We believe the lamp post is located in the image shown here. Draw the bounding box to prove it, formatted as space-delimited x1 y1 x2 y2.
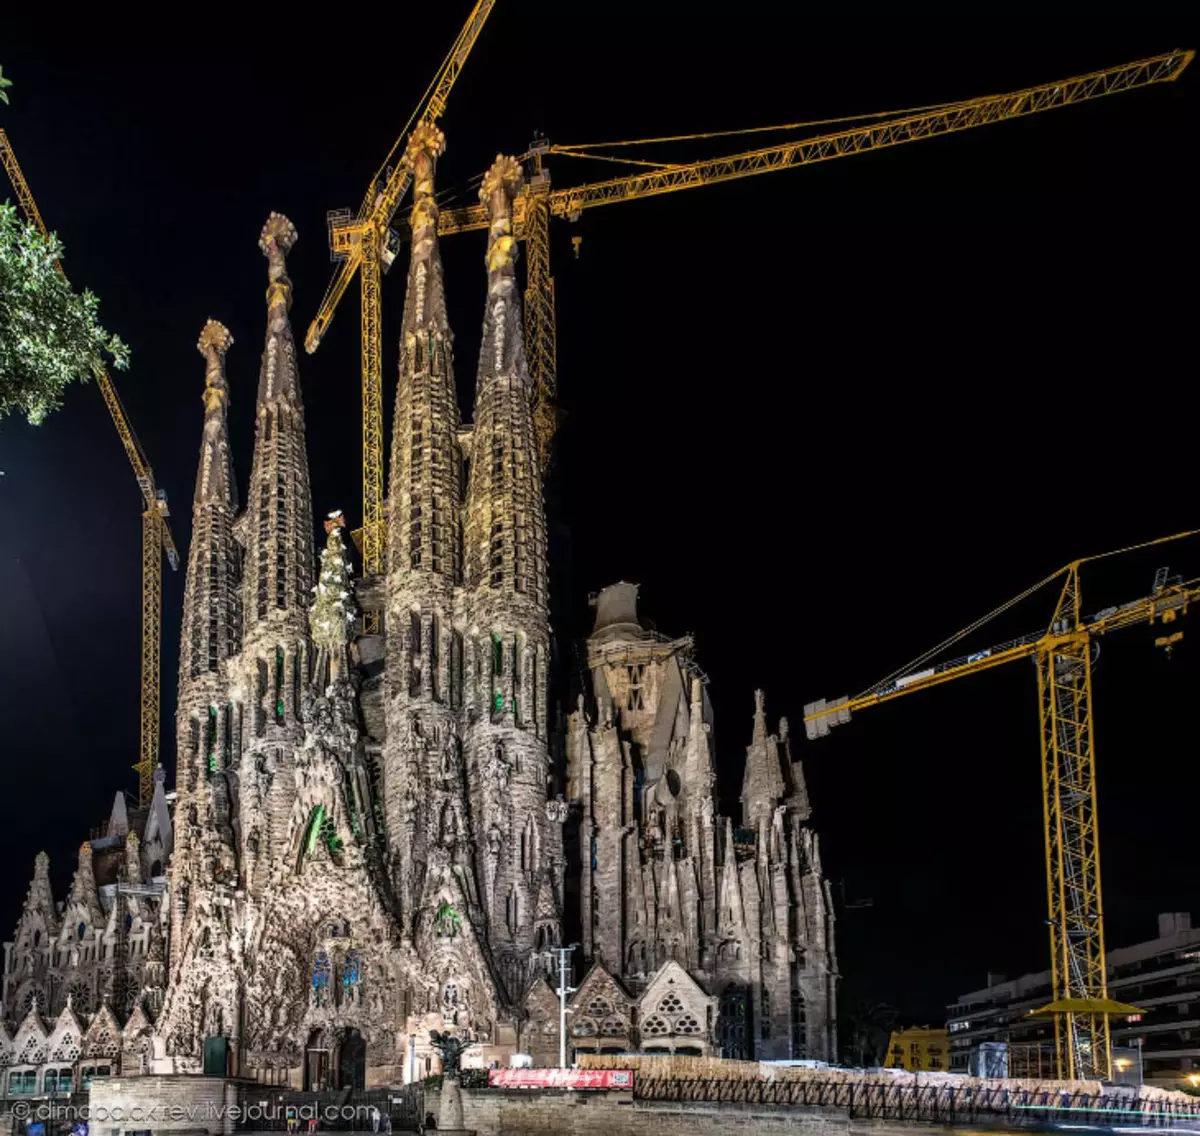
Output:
544 944 578 1069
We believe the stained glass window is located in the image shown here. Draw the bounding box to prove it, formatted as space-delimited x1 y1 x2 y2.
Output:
313 951 332 1007
207 705 218 773
342 949 362 991
275 646 285 724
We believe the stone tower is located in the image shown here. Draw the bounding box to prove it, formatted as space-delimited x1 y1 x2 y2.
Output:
563 583 838 1061
462 155 560 1000
383 121 466 932
159 319 243 1062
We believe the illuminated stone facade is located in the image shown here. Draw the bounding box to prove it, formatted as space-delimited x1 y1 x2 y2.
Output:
4 128 837 1091
563 583 838 1061
1 781 173 1093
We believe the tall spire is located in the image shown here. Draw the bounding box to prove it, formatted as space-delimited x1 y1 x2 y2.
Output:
243 213 314 641
463 155 546 605
387 121 460 590
463 155 556 983
741 689 787 829
180 321 240 683
382 123 466 932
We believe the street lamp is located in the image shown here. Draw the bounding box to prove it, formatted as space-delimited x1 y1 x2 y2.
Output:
541 944 578 1070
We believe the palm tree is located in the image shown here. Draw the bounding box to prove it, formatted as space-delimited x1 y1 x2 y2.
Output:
841 999 898 1068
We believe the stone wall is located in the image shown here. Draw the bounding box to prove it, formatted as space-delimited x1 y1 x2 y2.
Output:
89 1075 243 1136
428 1087 854 1136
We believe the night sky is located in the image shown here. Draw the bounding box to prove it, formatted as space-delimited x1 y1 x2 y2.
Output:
1 10 1196 1028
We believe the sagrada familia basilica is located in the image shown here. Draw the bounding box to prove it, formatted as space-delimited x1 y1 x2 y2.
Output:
1 123 838 1092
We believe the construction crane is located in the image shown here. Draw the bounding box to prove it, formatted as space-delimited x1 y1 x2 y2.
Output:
304 0 496 591
429 49 1193 469
1 128 179 810
802 532 1200 1081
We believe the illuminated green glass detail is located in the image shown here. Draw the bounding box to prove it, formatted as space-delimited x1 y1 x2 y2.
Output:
303 804 326 858
274 646 285 724
322 818 344 856
206 706 218 773
491 632 503 678
435 900 462 938
493 690 504 713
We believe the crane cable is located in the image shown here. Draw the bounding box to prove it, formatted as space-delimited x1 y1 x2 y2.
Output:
358 17 472 220
312 14 473 319
550 96 975 156
861 567 1066 699
860 529 1200 699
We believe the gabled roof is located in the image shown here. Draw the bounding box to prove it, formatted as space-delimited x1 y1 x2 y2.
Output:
123 1002 153 1037
570 961 633 1010
14 1004 48 1044
51 999 85 1040
521 975 559 1017
84 1002 122 1044
638 959 716 1012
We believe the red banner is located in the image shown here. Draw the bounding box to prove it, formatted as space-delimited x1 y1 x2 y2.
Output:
488 1068 634 1090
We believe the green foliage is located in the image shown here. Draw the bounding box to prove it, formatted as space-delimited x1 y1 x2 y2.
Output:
0 203 129 424
0 65 12 105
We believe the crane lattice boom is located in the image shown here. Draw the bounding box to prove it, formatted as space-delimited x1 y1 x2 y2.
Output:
426 49 1192 466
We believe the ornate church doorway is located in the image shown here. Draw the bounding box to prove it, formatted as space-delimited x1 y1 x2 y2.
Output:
304 1029 331 1091
338 1029 366 1090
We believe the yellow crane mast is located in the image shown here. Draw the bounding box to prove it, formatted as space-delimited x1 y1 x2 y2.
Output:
304 0 496 591
431 48 1193 468
802 532 1200 1081
1 128 179 810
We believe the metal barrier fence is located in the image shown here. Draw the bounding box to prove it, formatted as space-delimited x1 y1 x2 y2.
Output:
634 1076 1200 1127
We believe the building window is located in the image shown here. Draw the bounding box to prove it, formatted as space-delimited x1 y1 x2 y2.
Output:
719 985 749 1060
790 989 807 1056
79 1066 108 1090
409 612 422 697
450 631 464 710
206 705 218 774
431 614 441 702
512 636 523 725
492 633 504 717
342 949 362 996
312 951 332 1008
256 658 268 737
274 646 285 725
44 1068 72 1094
8 1070 36 1095
626 665 645 711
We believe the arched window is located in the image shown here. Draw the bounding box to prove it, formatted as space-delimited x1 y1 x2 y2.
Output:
342 949 362 992
718 985 749 1060
790 988 807 1057
491 633 504 717
641 1015 670 1039
77 922 87 942
312 951 332 1008
274 646 286 724
760 987 771 1040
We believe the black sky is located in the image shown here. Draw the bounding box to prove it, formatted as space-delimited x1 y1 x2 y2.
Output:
0 9 1196 1027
